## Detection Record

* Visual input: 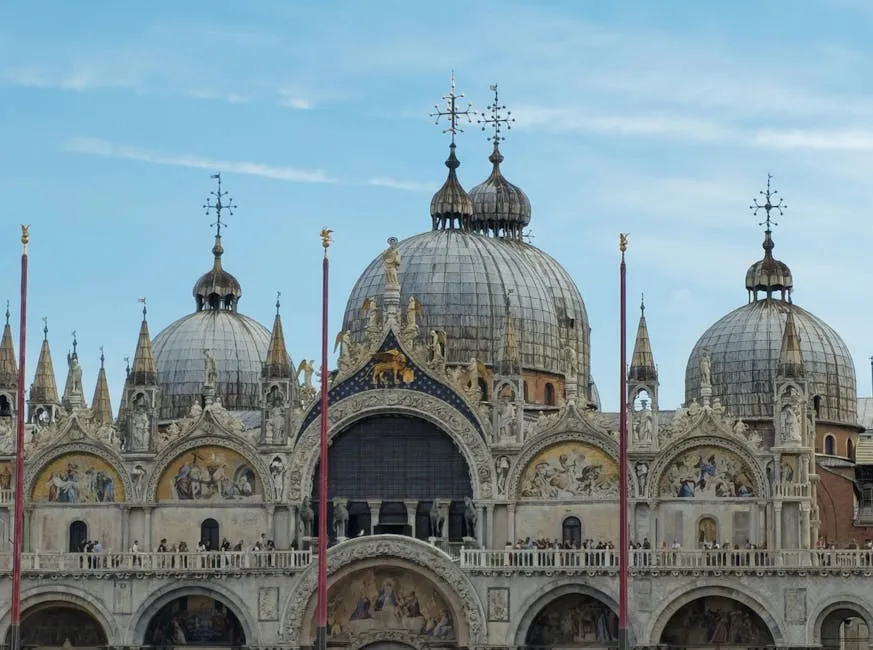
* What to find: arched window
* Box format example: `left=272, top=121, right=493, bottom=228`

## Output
left=523, top=381, right=529, bottom=403
left=69, top=520, right=88, bottom=552
left=544, top=383, right=556, bottom=406
left=562, top=516, right=582, bottom=547
left=824, top=435, right=836, bottom=456
left=813, top=395, right=822, bottom=418
left=697, top=517, right=717, bottom=544
left=200, top=518, right=220, bottom=550
left=0, top=395, right=11, bottom=417
left=848, top=439, right=855, bottom=461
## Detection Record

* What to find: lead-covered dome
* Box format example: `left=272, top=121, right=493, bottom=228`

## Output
left=467, top=144, right=531, bottom=238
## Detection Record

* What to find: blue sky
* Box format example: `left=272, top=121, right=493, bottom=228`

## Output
left=1, top=0, right=873, bottom=413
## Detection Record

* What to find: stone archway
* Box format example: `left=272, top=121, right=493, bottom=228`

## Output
left=520, top=591, right=619, bottom=647
left=143, top=594, right=246, bottom=647
left=814, top=601, right=873, bottom=650
left=659, top=595, right=775, bottom=648
left=5, top=603, right=108, bottom=648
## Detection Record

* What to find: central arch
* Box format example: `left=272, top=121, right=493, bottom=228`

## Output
left=5, top=603, right=107, bottom=648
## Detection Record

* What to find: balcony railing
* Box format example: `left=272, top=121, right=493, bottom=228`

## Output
left=0, top=489, right=12, bottom=504
left=773, top=482, right=810, bottom=498
left=460, top=547, right=873, bottom=572
left=0, top=549, right=312, bottom=573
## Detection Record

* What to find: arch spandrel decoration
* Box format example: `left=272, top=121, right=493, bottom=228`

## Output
left=25, top=443, right=130, bottom=504
left=649, top=436, right=767, bottom=500
left=145, top=435, right=274, bottom=504
left=506, top=429, right=636, bottom=501
left=297, top=330, right=486, bottom=442
left=288, top=390, right=492, bottom=501
left=280, top=536, right=486, bottom=646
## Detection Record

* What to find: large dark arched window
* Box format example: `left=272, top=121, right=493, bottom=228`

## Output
left=200, top=518, right=219, bottom=550
left=69, top=521, right=87, bottom=552
left=544, top=383, right=556, bottom=406
left=825, top=435, right=835, bottom=456
left=562, top=516, right=582, bottom=547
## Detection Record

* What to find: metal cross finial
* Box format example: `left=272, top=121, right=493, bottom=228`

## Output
left=204, top=172, right=237, bottom=237
left=4, top=300, right=9, bottom=326
left=430, top=71, right=476, bottom=144
left=641, top=293, right=646, bottom=314
left=99, top=346, right=105, bottom=368
left=750, top=174, right=787, bottom=230
left=478, top=84, right=514, bottom=145
left=137, top=296, right=147, bottom=319
left=522, top=228, right=535, bottom=243
left=71, top=330, right=78, bottom=354
left=42, top=316, right=48, bottom=340
left=276, top=291, right=281, bottom=315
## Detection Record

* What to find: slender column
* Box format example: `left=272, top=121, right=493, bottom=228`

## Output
left=22, top=508, right=32, bottom=553
left=367, top=500, right=380, bottom=535
left=485, top=504, right=494, bottom=549
left=774, top=503, right=783, bottom=550
left=507, top=503, right=516, bottom=543
left=144, top=507, right=153, bottom=551
left=801, top=504, right=811, bottom=549
left=618, top=234, right=629, bottom=650
left=290, top=505, right=298, bottom=547
left=121, top=507, right=130, bottom=553
left=266, top=505, right=275, bottom=540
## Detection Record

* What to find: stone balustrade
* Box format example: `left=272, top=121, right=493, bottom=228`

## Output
left=0, top=489, right=12, bottom=504
left=773, top=481, right=811, bottom=497
left=0, top=549, right=311, bottom=573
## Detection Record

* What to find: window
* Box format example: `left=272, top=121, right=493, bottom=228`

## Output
left=0, top=395, right=10, bottom=417
left=813, top=395, right=822, bottom=418
left=562, top=516, right=582, bottom=547
left=523, top=381, right=529, bottom=403
left=697, top=517, right=717, bottom=544
left=824, top=435, right=835, bottom=456
left=200, top=518, right=220, bottom=550
left=848, top=439, right=855, bottom=461
left=545, top=383, right=556, bottom=406
left=69, top=521, right=87, bottom=552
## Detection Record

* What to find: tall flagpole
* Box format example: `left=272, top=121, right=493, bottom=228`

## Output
left=618, top=233, right=629, bottom=650
left=10, top=225, right=30, bottom=650
left=315, top=227, right=332, bottom=650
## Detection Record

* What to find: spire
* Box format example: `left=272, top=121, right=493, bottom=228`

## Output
left=777, top=306, right=805, bottom=378
left=0, top=302, right=17, bottom=388
left=131, top=299, right=157, bottom=385
left=469, top=84, right=531, bottom=239
left=746, top=175, right=793, bottom=301
left=91, top=346, right=113, bottom=424
left=429, top=73, right=475, bottom=231
left=194, top=173, right=242, bottom=312
left=628, top=295, right=658, bottom=383
left=264, top=293, right=292, bottom=378
left=30, top=318, right=59, bottom=405
left=497, top=289, right=522, bottom=374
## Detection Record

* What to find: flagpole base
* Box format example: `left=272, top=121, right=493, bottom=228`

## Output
left=618, top=626, right=630, bottom=650
left=314, top=625, right=328, bottom=650
left=8, top=622, right=21, bottom=650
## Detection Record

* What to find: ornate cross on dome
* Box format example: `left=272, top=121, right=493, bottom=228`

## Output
left=430, top=72, right=475, bottom=144
left=478, top=84, right=514, bottom=144
left=750, top=174, right=787, bottom=231
left=41, top=316, right=48, bottom=340
left=71, top=330, right=78, bottom=355
left=203, top=172, right=237, bottom=237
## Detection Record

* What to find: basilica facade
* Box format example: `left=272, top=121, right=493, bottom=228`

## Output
left=0, top=114, right=872, bottom=650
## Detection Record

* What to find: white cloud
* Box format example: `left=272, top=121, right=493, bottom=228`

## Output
left=752, top=129, right=873, bottom=151
left=65, top=137, right=337, bottom=183
left=189, top=89, right=249, bottom=104
left=367, top=177, right=434, bottom=192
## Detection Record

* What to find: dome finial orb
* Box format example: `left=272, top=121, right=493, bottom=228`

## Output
left=195, top=174, right=243, bottom=312
left=745, top=175, right=792, bottom=302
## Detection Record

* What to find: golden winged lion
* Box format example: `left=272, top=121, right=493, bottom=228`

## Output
left=371, top=349, right=414, bottom=387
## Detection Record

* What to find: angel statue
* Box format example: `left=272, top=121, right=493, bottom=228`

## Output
left=360, top=297, right=380, bottom=337
left=406, top=296, right=423, bottom=330
left=297, top=360, right=315, bottom=389
left=382, top=237, right=402, bottom=290
left=334, top=330, right=355, bottom=367
left=429, top=329, right=447, bottom=362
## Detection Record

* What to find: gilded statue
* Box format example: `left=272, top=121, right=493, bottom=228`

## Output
left=382, top=237, right=401, bottom=290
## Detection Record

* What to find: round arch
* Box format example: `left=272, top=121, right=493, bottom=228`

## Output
left=811, top=597, right=873, bottom=648
left=144, top=434, right=274, bottom=503
left=281, top=536, right=486, bottom=647
left=648, top=435, right=768, bottom=500
left=287, top=390, right=493, bottom=501
left=129, top=582, right=258, bottom=646
left=512, top=581, right=631, bottom=646
left=506, top=430, right=636, bottom=500
left=0, top=586, right=119, bottom=646
left=24, top=441, right=132, bottom=503
left=649, top=583, right=783, bottom=646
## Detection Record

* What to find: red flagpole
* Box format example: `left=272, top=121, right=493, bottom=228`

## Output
left=10, top=226, right=30, bottom=650
left=618, top=233, right=629, bottom=650
left=315, top=228, right=332, bottom=650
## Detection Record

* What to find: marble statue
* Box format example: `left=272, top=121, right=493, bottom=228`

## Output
left=406, top=296, right=422, bottom=329
left=269, top=456, right=286, bottom=500
left=699, top=350, right=712, bottom=387
left=297, top=360, right=315, bottom=389
left=496, top=398, right=518, bottom=442
left=203, top=349, right=218, bottom=387
left=429, top=499, right=445, bottom=538
left=563, top=339, right=578, bottom=382
left=333, top=498, right=349, bottom=539
left=67, top=353, right=83, bottom=395
left=130, top=464, right=145, bottom=498
left=782, top=405, right=800, bottom=442
left=267, top=406, right=285, bottom=441
left=429, top=329, right=446, bottom=362
left=635, top=461, right=649, bottom=495
left=130, top=394, right=150, bottom=451
left=299, top=496, right=314, bottom=539
left=0, top=418, right=14, bottom=454
left=495, top=456, right=511, bottom=495
left=633, top=409, right=654, bottom=443
left=382, top=237, right=401, bottom=290
left=463, top=496, right=478, bottom=539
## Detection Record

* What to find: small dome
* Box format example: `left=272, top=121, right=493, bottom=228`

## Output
left=468, top=144, right=531, bottom=239
left=430, top=144, right=473, bottom=231
left=194, top=236, right=242, bottom=312
left=153, top=310, right=271, bottom=420
left=745, top=230, right=793, bottom=300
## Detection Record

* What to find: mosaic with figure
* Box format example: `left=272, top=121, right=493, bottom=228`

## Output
left=32, top=453, right=123, bottom=503
left=157, top=446, right=261, bottom=501
left=146, top=596, right=245, bottom=646
left=526, top=594, right=618, bottom=645
left=660, top=596, right=774, bottom=646
left=325, top=568, right=455, bottom=641
left=659, top=447, right=756, bottom=498
left=16, top=607, right=107, bottom=647
left=519, top=442, right=619, bottom=498
left=299, top=331, right=483, bottom=440
left=0, top=461, right=12, bottom=491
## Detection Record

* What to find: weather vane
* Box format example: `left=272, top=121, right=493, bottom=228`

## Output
left=41, top=316, right=48, bottom=339
left=204, top=172, right=237, bottom=237
left=478, top=84, right=514, bottom=145
left=71, top=329, right=78, bottom=354
left=430, top=71, right=476, bottom=143
left=750, top=174, right=787, bottom=230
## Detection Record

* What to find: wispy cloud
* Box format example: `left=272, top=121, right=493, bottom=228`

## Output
left=189, top=89, right=250, bottom=104
left=367, top=177, right=434, bottom=192
left=279, top=89, right=314, bottom=110
left=0, top=66, right=135, bottom=92
left=65, top=137, right=337, bottom=183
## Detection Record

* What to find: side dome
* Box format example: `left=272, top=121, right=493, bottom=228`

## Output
left=153, top=311, right=271, bottom=421
left=342, top=230, right=589, bottom=377
left=467, top=144, right=531, bottom=238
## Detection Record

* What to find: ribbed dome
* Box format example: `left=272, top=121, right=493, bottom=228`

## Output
left=745, top=230, right=793, bottom=300
left=468, top=144, right=531, bottom=238
left=194, top=236, right=242, bottom=312
left=342, top=229, right=591, bottom=380
left=152, top=311, right=271, bottom=420
left=685, top=300, right=857, bottom=426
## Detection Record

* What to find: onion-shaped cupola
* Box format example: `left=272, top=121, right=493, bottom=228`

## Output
left=468, top=85, right=531, bottom=239
left=745, top=175, right=793, bottom=301
left=194, top=174, right=242, bottom=312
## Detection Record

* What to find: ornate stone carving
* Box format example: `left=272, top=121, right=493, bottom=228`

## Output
left=24, top=441, right=134, bottom=502
left=0, top=417, right=13, bottom=454
left=258, top=586, right=280, bottom=622
left=495, top=455, right=511, bottom=495
left=269, top=456, right=286, bottom=501
left=280, top=536, right=486, bottom=645
left=288, top=389, right=493, bottom=501
left=660, top=403, right=763, bottom=451
left=487, top=587, right=510, bottom=622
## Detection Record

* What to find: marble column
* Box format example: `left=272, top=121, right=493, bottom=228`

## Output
left=367, top=500, right=381, bottom=535
left=290, top=505, right=298, bottom=547
left=507, top=503, right=516, bottom=544
left=266, top=505, right=275, bottom=541
left=774, top=503, right=782, bottom=550
left=23, top=506, right=32, bottom=552
left=801, top=504, right=811, bottom=550
left=144, top=507, right=153, bottom=551
left=485, top=504, right=494, bottom=549
left=121, top=506, right=130, bottom=552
